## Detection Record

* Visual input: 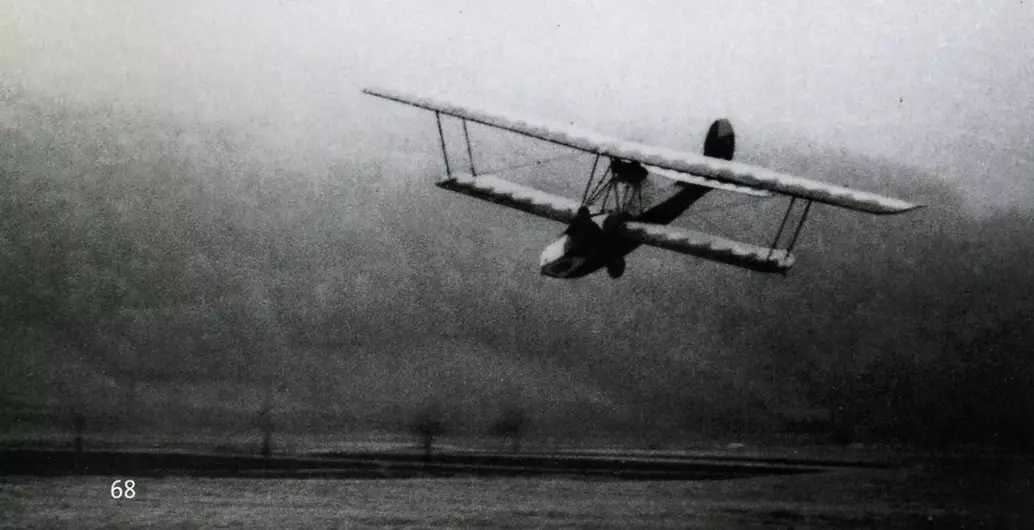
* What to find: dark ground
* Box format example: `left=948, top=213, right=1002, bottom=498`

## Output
left=1, top=447, right=829, bottom=480
left=1, top=448, right=1031, bottom=529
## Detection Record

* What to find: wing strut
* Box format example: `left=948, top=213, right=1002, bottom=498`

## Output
left=587, top=166, right=612, bottom=206
left=769, top=197, right=798, bottom=253
left=581, top=154, right=601, bottom=204
left=767, top=198, right=813, bottom=265
left=786, top=200, right=813, bottom=253
left=462, top=120, right=477, bottom=176
left=435, top=111, right=451, bottom=178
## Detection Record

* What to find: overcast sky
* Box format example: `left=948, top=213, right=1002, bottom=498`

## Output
left=4, top=1, right=1034, bottom=444
left=2, top=0, right=1031, bottom=208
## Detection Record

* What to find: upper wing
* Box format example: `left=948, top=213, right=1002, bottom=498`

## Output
left=435, top=173, right=581, bottom=224
left=364, top=86, right=922, bottom=215
left=618, top=221, right=795, bottom=273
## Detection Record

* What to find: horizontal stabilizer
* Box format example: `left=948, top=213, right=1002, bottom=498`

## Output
left=364, top=86, right=923, bottom=215
left=618, top=222, right=795, bottom=273
left=436, top=174, right=581, bottom=224
left=646, top=166, right=772, bottom=197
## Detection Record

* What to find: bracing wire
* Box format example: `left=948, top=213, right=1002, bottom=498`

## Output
left=424, top=152, right=585, bottom=182
left=689, top=194, right=776, bottom=216
left=478, top=153, right=586, bottom=176
left=681, top=194, right=781, bottom=234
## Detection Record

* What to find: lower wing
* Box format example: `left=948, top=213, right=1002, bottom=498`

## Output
left=434, top=174, right=794, bottom=273
left=618, top=221, right=795, bottom=273
left=435, top=174, right=581, bottom=224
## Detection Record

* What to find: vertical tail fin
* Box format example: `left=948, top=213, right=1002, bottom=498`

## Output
left=703, top=119, right=735, bottom=161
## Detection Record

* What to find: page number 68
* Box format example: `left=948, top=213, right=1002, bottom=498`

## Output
left=110, top=479, right=136, bottom=499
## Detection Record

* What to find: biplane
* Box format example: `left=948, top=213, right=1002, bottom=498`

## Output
left=363, top=86, right=922, bottom=279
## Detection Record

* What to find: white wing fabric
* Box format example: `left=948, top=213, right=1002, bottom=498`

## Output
left=364, top=86, right=922, bottom=215
left=618, top=221, right=795, bottom=273
left=436, top=174, right=582, bottom=224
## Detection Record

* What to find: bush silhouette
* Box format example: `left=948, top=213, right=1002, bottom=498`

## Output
left=411, top=404, right=447, bottom=461
left=491, top=405, right=530, bottom=454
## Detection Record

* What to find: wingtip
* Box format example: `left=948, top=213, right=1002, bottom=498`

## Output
left=866, top=199, right=926, bottom=215
left=362, top=86, right=400, bottom=98
left=889, top=203, right=927, bottom=215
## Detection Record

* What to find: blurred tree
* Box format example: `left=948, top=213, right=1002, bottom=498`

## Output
left=412, top=404, right=447, bottom=461
left=258, top=405, right=273, bottom=459
left=491, top=404, right=531, bottom=454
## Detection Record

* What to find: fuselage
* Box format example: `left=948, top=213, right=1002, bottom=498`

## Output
left=540, top=178, right=711, bottom=278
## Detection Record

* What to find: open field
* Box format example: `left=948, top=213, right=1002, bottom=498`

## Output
left=1, top=447, right=822, bottom=481
left=2, top=448, right=1030, bottom=528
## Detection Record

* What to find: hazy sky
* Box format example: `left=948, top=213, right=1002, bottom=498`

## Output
left=2, top=0, right=1031, bottom=208
left=4, top=1, right=1034, bottom=443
